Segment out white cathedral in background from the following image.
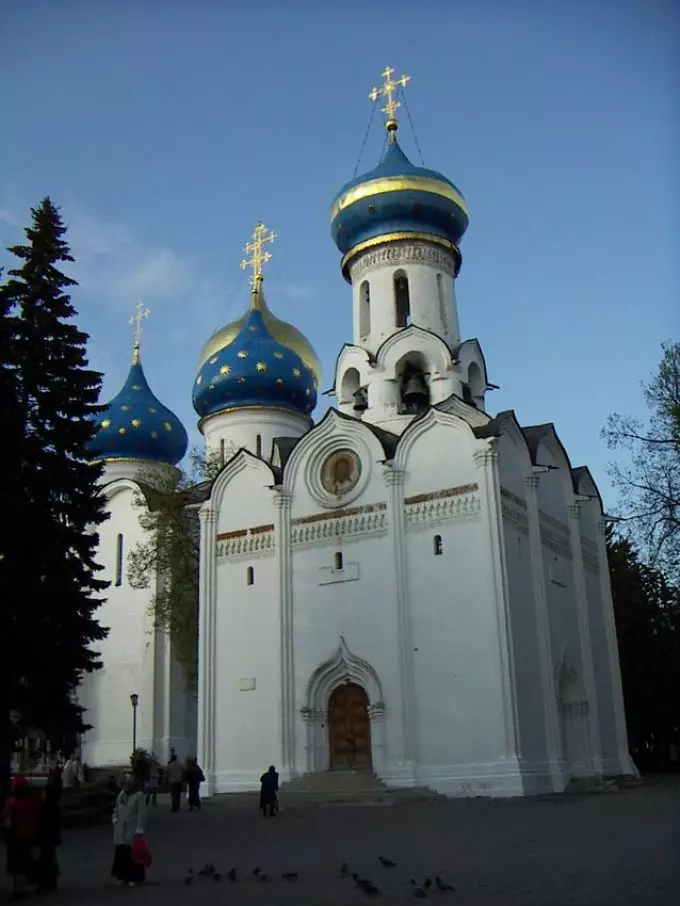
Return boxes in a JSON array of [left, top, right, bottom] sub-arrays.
[[79, 68, 636, 796]]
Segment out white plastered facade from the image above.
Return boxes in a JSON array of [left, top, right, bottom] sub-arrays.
[[194, 234, 636, 796]]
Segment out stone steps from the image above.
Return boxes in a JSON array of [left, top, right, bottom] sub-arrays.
[[208, 770, 444, 807]]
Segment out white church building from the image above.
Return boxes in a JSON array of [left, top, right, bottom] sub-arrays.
[[80, 68, 636, 797]]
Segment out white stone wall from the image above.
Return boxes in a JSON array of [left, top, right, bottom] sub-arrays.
[[348, 241, 460, 352], [200, 406, 310, 465], [79, 476, 195, 769]]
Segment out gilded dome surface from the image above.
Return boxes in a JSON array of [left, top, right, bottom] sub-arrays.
[[193, 286, 319, 421], [197, 295, 321, 387]]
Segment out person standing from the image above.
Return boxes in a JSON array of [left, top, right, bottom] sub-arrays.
[[259, 765, 279, 818], [184, 758, 205, 812], [2, 776, 40, 899], [36, 771, 62, 893], [111, 775, 146, 887], [165, 755, 183, 814]]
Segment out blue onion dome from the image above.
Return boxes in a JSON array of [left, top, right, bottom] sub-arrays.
[[193, 279, 319, 421], [330, 135, 469, 280], [89, 349, 188, 465]]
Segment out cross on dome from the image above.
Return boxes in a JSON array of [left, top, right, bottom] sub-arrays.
[[240, 222, 277, 288], [369, 65, 410, 142], [129, 302, 150, 364]]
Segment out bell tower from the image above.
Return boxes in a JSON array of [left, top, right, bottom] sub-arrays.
[[330, 67, 487, 433]]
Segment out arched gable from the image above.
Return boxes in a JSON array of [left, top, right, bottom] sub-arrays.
[[455, 338, 490, 387], [490, 410, 534, 497], [572, 465, 605, 541], [210, 448, 277, 513], [522, 423, 576, 520], [282, 408, 392, 502], [328, 343, 373, 394], [394, 406, 487, 473], [375, 324, 455, 375]]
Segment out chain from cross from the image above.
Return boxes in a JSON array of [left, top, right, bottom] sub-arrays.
[[240, 222, 277, 287], [129, 302, 150, 358], [369, 66, 410, 130]]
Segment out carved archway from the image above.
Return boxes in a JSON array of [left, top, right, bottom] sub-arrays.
[[301, 637, 386, 773]]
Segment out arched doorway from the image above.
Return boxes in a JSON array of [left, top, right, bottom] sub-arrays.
[[328, 683, 371, 770]]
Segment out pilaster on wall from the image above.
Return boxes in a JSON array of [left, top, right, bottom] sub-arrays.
[[274, 490, 296, 778], [568, 505, 602, 775], [197, 505, 217, 796], [596, 520, 638, 776], [383, 466, 417, 782], [473, 447, 520, 763], [524, 475, 565, 790]]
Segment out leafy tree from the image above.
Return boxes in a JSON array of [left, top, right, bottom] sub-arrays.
[[608, 527, 680, 771], [126, 448, 221, 688], [0, 199, 108, 786], [603, 341, 680, 579]]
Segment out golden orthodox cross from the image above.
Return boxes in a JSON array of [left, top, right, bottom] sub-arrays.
[[369, 66, 410, 138], [129, 302, 150, 362], [240, 222, 277, 287]]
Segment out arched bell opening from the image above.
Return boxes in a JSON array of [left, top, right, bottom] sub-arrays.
[[396, 352, 430, 415]]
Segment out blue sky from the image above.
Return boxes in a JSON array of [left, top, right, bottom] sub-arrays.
[[1, 0, 677, 505]]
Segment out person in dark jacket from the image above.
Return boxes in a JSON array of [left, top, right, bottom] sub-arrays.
[[184, 758, 205, 812], [36, 774, 62, 892], [259, 765, 279, 817], [2, 776, 39, 899]]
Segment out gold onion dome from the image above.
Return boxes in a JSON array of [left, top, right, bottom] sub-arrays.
[[193, 222, 320, 421]]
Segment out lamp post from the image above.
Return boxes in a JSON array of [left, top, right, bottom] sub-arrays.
[[130, 694, 139, 755]]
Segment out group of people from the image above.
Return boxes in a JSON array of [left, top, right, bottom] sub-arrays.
[[1, 768, 62, 899], [3, 758, 280, 897]]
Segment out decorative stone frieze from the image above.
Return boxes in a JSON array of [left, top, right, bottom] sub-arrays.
[[291, 502, 387, 548], [538, 511, 572, 559], [500, 487, 529, 534], [350, 243, 457, 281], [405, 489, 481, 528], [216, 524, 275, 560]]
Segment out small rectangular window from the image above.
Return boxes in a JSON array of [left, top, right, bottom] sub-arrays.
[[247, 566, 255, 586], [434, 534, 443, 556], [115, 533, 124, 587], [256, 433, 262, 457], [334, 552, 344, 570]]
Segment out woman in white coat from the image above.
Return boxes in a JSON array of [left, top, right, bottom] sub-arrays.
[[111, 775, 147, 886]]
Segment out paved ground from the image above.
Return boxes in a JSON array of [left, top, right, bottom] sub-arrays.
[[5, 781, 679, 904]]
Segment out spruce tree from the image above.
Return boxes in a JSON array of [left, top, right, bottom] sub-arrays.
[[0, 266, 29, 794], [1, 199, 109, 766]]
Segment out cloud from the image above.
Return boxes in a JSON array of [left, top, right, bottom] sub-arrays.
[[66, 210, 206, 310]]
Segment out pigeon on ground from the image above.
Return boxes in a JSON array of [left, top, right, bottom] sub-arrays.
[[412, 886, 428, 899], [184, 870, 195, 885], [227, 868, 236, 883], [197, 864, 214, 876], [378, 856, 397, 868], [213, 872, 222, 881], [253, 866, 262, 877], [355, 875, 382, 896], [340, 861, 350, 876], [258, 872, 269, 882], [281, 871, 298, 881], [435, 876, 456, 892], [423, 877, 433, 889]]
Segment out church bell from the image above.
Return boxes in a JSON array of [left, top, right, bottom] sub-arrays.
[[402, 373, 428, 406]]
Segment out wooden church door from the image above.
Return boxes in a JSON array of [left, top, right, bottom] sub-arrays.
[[328, 683, 372, 770]]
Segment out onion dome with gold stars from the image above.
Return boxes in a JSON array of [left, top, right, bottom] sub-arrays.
[[89, 304, 188, 465], [193, 222, 319, 422], [331, 66, 469, 280]]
